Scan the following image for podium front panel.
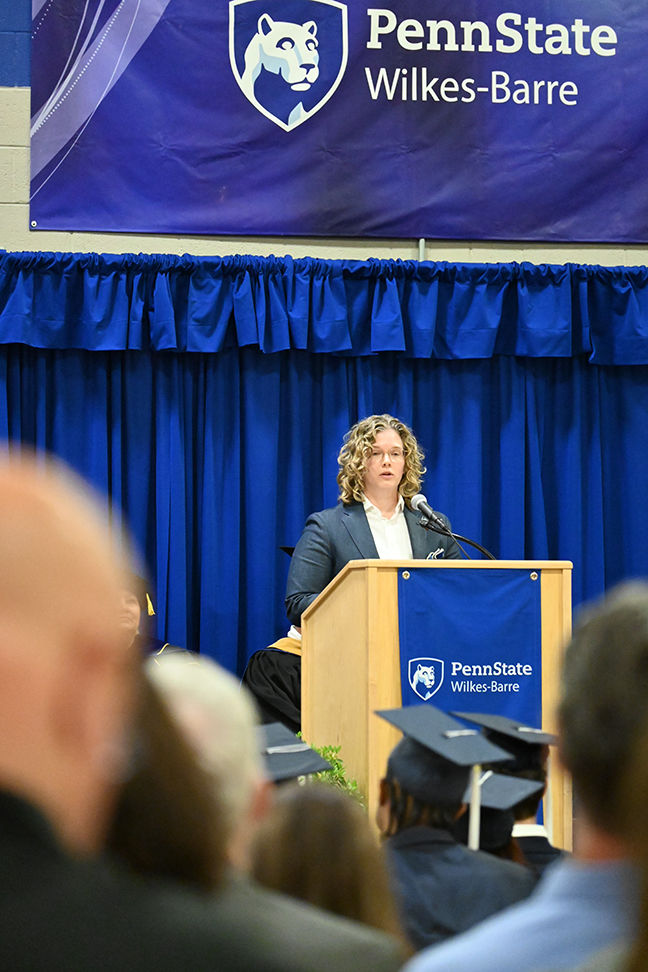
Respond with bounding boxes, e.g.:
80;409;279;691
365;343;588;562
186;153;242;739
398;567;541;725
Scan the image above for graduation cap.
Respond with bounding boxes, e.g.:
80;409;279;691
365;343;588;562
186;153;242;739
462;769;545;811
259;722;332;783
376;705;512;848
455;771;546;853
452;711;556;773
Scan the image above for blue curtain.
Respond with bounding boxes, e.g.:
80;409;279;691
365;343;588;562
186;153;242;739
1;251;648;673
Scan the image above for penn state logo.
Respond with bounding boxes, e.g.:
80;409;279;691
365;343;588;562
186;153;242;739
408;658;444;701
229;0;348;131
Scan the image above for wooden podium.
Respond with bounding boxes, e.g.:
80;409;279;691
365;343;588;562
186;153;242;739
301;559;573;848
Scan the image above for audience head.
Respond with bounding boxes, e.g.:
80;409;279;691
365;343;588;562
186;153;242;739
106;670;226;891
453;711;555;822
251;782;410;947
0;452;135;855
146;652;268;870
379;735;469;836
453;805;529;865
118;572;155;649
375;705;509;838
337;414;425;504
559;580;648;838
452;768;543;864
509;764;548;822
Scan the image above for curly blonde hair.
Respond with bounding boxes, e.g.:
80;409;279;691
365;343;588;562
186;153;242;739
337;414;425;505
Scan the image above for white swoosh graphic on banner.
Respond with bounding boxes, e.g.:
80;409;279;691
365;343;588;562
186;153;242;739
31;0;171;191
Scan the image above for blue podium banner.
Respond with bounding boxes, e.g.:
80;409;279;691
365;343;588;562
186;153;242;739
30;0;648;241
398;567;541;726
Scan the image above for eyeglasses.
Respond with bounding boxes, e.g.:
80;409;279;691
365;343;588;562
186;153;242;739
368;449;404;461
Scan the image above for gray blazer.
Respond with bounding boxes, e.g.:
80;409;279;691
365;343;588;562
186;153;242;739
285;500;462;624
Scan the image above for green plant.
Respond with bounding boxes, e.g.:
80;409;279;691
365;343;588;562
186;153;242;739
300;736;366;807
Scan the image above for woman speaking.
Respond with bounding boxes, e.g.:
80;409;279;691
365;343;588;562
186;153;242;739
285;414;461;626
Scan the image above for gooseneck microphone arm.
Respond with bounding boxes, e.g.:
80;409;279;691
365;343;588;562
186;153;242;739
410;494;497;561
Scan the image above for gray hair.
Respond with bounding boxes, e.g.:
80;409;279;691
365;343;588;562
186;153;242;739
146;654;264;843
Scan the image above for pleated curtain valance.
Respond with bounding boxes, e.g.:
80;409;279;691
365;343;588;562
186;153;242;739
1;251;647;362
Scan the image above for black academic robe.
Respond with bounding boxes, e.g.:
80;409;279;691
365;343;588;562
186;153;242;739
242;638;301;733
386;824;538;951
517;833;566;876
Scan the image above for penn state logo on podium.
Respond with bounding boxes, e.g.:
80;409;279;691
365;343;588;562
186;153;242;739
229;0;348;131
408;658;444;701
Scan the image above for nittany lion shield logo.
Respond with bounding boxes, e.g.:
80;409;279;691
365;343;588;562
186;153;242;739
408;658;444;701
229;0;348;131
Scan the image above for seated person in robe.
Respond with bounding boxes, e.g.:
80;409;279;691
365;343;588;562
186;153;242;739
375;705;537;951
119;571;183;656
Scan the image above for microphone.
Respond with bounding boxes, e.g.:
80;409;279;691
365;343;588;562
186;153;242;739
410;494;451;535
411;493;497;560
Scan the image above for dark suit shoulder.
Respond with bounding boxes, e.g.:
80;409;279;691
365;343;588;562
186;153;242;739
211;877;405;971
305;502;352;525
0;851;402;971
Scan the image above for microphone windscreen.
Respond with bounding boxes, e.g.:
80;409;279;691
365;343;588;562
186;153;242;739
410;493;428;513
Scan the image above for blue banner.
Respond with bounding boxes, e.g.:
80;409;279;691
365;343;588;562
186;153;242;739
30;0;648;241
398;567;541;726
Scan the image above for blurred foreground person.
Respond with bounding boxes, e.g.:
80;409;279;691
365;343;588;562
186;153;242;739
622;714;648;972
0;454;403;972
251;781;412;952
106;672;227;890
406;582;648;972
147;652;269;873
567;686;648;972
146;653;408;968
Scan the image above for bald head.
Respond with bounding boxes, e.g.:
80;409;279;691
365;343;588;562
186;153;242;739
0;456;121;626
0;454;137;853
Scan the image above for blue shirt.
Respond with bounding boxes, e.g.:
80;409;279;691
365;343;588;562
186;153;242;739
404;857;638;972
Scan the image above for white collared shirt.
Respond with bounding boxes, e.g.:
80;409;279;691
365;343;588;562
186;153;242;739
363;493;413;560
512;822;549;838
